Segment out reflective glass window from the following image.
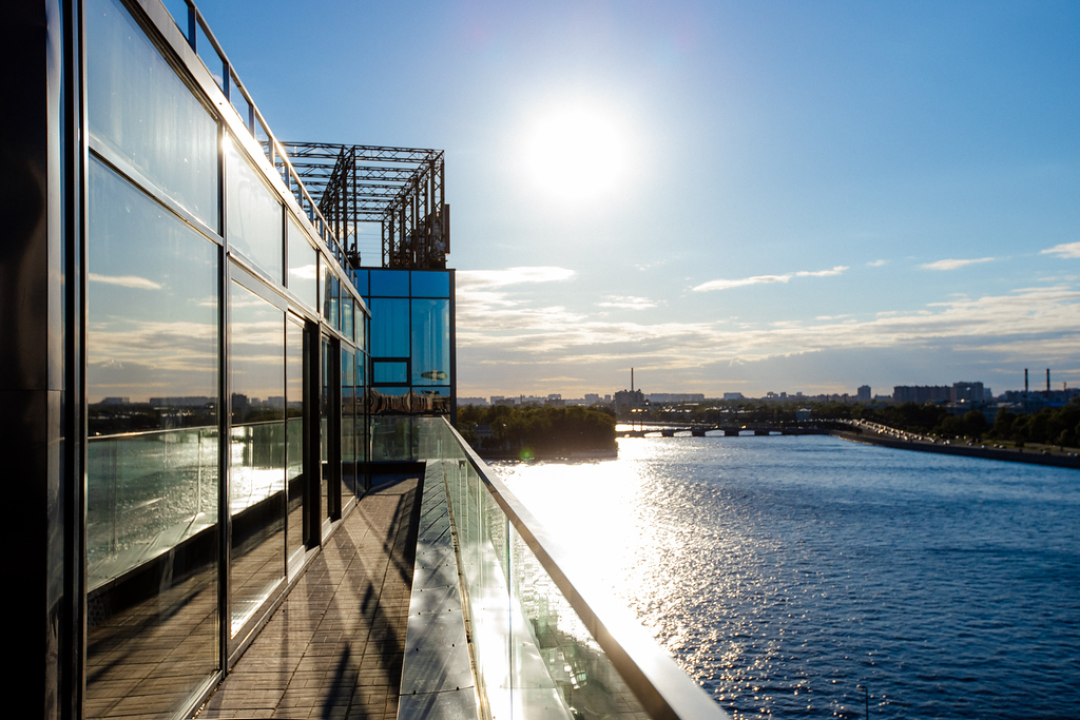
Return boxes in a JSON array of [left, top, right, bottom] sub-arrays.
[[370, 298, 409, 357], [352, 269, 368, 297], [369, 269, 409, 297], [356, 311, 367, 354], [341, 348, 356, 501], [329, 275, 340, 330], [285, 316, 306, 573], [342, 296, 354, 342], [228, 282, 286, 637], [374, 361, 408, 385], [287, 216, 318, 308], [411, 271, 450, 298], [86, 158, 220, 719], [226, 135, 283, 282], [321, 261, 333, 321], [411, 299, 451, 386], [87, 0, 218, 229]]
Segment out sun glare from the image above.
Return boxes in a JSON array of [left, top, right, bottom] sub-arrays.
[[523, 104, 629, 205]]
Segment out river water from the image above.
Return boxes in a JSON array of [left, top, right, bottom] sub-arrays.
[[495, 435, 1079, 719]]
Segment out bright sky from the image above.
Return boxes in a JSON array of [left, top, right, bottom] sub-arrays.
[[197, 0, 1080, 399]]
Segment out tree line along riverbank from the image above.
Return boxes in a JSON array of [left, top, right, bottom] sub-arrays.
[[456, 404, 617, 459]]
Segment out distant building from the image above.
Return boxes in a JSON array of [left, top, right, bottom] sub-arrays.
[[614, 389, 646, 416], [951, 381, 985, 404], [458, 397, 490, 406], [647, 393, 706, 403], [893, 386, 951, 404], [723, 392, 745, 401], [857, 385, 871, 401]]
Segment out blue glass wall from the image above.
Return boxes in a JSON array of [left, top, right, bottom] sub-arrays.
[[355, 268, 455, 417]]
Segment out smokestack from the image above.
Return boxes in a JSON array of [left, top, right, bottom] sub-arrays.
[[1025, 368, 1029, 393], [631, 367, 634, 392], [1047, 368, 1050, 392]]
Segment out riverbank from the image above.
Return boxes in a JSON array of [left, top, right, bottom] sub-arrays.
[[830, 428, 1080, 469]]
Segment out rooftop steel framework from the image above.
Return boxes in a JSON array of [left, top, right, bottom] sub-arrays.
[[280, 142, 449, 269]]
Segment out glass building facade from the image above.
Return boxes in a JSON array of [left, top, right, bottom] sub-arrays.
[[7, 3, 721, 718], [5, 1, 385, 718]]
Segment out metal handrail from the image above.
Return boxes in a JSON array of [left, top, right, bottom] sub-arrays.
[[433, 417, 730, 720]]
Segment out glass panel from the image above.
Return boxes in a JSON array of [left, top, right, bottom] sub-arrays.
[[286, 318, 306, 572], [342, 295, 354, 342], [411, 270, 450, 298], [373, 361, 408, 385], [87, 0, 219, 229], [369, 268, 409, 296], [356, 352, 368, 493], [320, 336, 334, 521], [411, 299, 450, 386], [229, 282, 286, 637], [370, 417, 416, 462], [287, 216, 318, 308], [226, 135, 283, 282], [321, 261, 333, 321], [369, 298, 409, 357], [87, 160, 219, 426], [351, 268, 368, 297], [356, 311, 367, 354], [413, 387, 451, 414], [86, 159, 219, 719], [341, 348, 356, 503], [329, 275, 340, 330]]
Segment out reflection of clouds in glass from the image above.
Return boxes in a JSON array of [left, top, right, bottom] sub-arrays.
[[231, 283, 285, 414], [289, 264, 317, 280], [88, 319, 217, 389], [89, 272, 162, 290]]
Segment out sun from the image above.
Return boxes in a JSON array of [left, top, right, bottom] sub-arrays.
[[523, 104, 630, 205]]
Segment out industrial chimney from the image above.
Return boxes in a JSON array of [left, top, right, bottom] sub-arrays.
[[1046, 368, 1050, 392], [1025, 368, 1029, 393]]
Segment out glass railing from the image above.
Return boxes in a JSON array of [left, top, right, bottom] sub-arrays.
[[87, 426, 219, 590], [381, 416, 729, 720]]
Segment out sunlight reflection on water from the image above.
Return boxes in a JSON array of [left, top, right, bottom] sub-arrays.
[[495, 435, 1080, 719]]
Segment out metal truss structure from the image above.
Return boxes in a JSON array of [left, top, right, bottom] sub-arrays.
[[280, 142, 449, 269]]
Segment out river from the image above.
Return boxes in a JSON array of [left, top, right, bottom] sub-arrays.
[[494, 434, 1080, 719]]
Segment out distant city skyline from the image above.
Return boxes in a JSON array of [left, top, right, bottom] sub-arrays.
[[199, 0, 1080, 398]]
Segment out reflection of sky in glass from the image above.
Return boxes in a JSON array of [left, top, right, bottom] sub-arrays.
[[369, 269, 409, 297], [411, 299, 450, 385], [411, 270, 450, 298], [226, 135, 282, 282], [287, 216, 317, 308], [88, 159, 218, 404], [86, 0, 218, 229], [230, 282, 285, 421], [370, 298, 409, 356]]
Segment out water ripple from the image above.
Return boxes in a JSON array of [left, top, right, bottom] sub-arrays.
[[498, 436, 1080, 719]]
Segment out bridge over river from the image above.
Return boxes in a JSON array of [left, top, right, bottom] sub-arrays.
[[616, 424, 831, 438]]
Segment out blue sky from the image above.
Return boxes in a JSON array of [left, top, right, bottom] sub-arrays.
[[195, 0, 1080, 399]]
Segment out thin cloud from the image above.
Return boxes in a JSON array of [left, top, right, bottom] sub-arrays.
[[458, 285, 1080, 385], [867, 259, 887, 267], [1040, 242, 1080, 259], [457, 266, 574, 289], [921, 257, 996, 271], [692, 265, 848, 292], [597, 295, 656, 310], [88, 273, 162, 290]]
